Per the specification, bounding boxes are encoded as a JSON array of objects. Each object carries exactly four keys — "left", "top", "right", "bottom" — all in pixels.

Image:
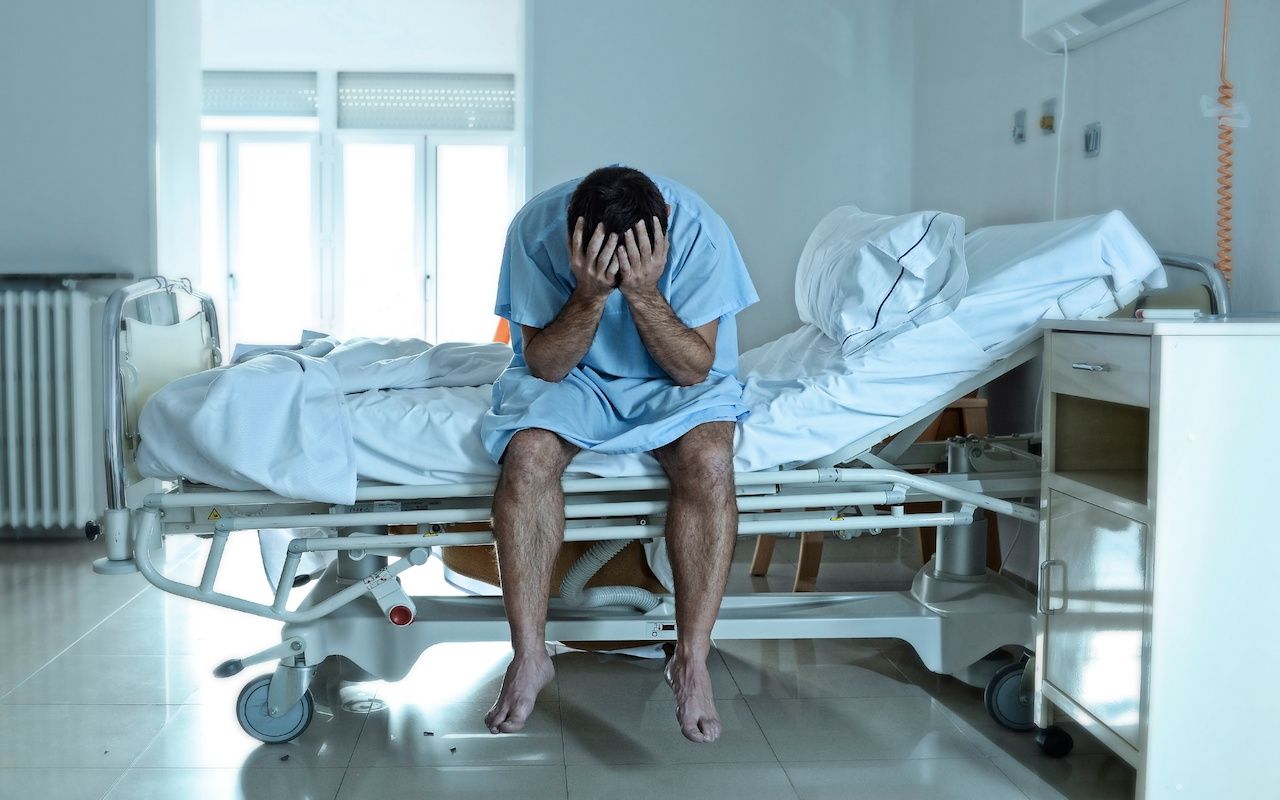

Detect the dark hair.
[{"left": 566, "top": 166, "right": 668, "bottom": 252}]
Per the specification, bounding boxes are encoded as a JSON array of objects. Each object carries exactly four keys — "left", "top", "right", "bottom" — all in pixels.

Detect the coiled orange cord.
[{"left": 1215, "top": 0, "right": 1233, "bottom": 282}]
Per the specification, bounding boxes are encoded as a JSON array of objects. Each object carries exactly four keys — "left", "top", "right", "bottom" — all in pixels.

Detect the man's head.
[{"left": 567, "top": 166, "right": 668, "bottom": 252}]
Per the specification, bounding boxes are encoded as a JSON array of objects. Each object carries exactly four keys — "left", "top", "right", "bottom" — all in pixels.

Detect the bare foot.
[
  {"left": 485, "top": 650, "right": 555, "bottom": 734},
  {"left": 665, "top": 648, "right": 722, "bottom": 743}
]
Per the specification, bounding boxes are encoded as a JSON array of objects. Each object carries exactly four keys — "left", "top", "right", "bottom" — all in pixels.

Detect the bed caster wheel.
[
  {"left": 984, "top": 662, "right": 1035, "bottom": 732},
  {"left": 1036, "top": 725, "right": 1074, "bottom": 758},
  {"left": 84, "top": 520, "right": 101, "bottom": 541},
  {"left": 235, "top": 675, "right": 314, "bottom": 744}
]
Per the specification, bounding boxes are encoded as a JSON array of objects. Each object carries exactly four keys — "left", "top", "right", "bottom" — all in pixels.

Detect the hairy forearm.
[
  {"left": 523, "top": 289, "right": 608, "bottom": 382},
  {"left": 625, "top": 289, "right": 714, "bottom": 386}
]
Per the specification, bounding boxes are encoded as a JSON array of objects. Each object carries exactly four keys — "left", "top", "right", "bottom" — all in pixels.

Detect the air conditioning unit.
[{"left": 1023, "top": 0, "right": 1192, "bottom": 53}]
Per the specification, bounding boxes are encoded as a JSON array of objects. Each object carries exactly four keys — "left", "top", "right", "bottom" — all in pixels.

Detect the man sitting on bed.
[{"left": 479, "top": 166, "right": 758, "bottom": 743}]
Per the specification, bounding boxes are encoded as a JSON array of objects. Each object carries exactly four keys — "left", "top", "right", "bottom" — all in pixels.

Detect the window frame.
[
  {"left": 332, "top": 131, "right": 428, "bottom": 340},
  {"left": 201, "top": 71, "right": 524, "bottom": 347},
  {"left": 223, "top": 131, "right": 325, "bottom": 343},
  {"left": 423, "top": 131, "right": 521, "bottom": 343},
  {"left": 199, "top": 133, "right": 230, "bottom": 346}
]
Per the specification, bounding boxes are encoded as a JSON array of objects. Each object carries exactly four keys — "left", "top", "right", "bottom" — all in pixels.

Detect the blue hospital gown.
[{"left": 480, "top": 174, "right": 759, "bottom": 462}]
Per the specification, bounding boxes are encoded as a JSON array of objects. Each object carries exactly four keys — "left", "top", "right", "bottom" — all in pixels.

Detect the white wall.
[
  {"left": 912, "top": 0, "right": 1280, "bottom": 312},
  {"left": 0, "top": 0, "right": 155, "bottom": 276},
  {"left": 913, "top": 0, "right": 1280, "bottom": 580},
  {"left": 203, "top": 0, "right": 519, "bottom": 72},
  {"left": 155, "top": 0, "right": 204, "bottom": 282},
  {"left": 528, "top": 0, "right": 915, "bottom": 349}
]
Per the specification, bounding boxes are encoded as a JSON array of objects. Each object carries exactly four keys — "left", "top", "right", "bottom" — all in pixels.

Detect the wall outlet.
[
  {"left": 1084, "top": 122, "right": 1102, "bottom": 157},
  {"left": 1013, "top": 109, "right": 1027, "bottom": 143},
  {"left": 1040, "top": 98, "right": 1057, "bottom": 134}
]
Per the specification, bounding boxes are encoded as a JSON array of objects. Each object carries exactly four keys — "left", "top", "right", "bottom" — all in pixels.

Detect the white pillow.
[{"left": 794, "top": 206, "right": 968, "bottom": 356}]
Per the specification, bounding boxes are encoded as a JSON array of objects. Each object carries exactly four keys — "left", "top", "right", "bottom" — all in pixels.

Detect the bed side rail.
[
  {"left": 1154, "top": 253, "right": 1230, "bottom": 314},
  {"left": 131, "top": 467, "right": 1039, "bottom": 624},
  {"left": 95, "top": 277, "right": 221, "bottom": 574}
]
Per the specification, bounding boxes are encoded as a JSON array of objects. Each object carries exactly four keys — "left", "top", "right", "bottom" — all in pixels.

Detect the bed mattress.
[{"left": 137, "top": 211, "right": 1165, "bottom": 503}]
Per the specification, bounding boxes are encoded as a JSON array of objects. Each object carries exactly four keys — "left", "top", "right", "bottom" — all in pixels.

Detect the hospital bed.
[{"left": 88, "top": 214, "right": 1226, "bottom": 748}]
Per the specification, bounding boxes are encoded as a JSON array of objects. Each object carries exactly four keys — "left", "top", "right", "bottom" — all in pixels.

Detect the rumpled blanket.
[{"left": 136, "top": 339, "right": 511, "bottom": 503}]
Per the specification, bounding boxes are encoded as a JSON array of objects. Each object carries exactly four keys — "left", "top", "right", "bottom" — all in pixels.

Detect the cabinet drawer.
[{"left": 1049, "top": 332, "right": 1150, "bottom": 407}]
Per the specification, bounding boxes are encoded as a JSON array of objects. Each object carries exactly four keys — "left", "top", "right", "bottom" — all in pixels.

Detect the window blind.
[
  {"left": 337, "top": 73, "right": 515, "bottom": 130},
  {"left": 202, "top": 72, "right": 319, "bottom": 117}
]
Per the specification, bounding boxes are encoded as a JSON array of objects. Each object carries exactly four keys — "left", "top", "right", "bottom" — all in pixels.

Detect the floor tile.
[
  {"left": 554, "top": 645, "right": 738, "bottom": 702},
  {"left": 0, "top": 590, "right": 143, "bottom": 656},
  {"left": 104, "top": 767, "right": 346, "bottom": 800},
  {"left": 0, "top": 537, "right": 1146, "bottom": 800},
  {"left": 746, "top": 696, "right": 982, "bottom": 762},
  {"left": 350, "top": 699, "right": 563, "bottom": 767},
  {"left": 561, "top": 696, "right": 774, "bottom": 765},
  {"left": 783, "top": 758, "right": 1027, "bottom": 799},
  {"left": 0, "top": 768, "right": 123, "bottom": 800},
  {"left": 0, "top": 647, "right": 59, "bottom": 697},
  {"left": 566, "top": 763, "right": 799, "bottom": 800},
  {"left": 0, "top": 704, "right": 171, "bottom": 768},
  {"left": 2, "top": 653, "right": 205, "bottom": 705},
  {"left": 133, "top": 701, "right": 365, "bottom": 769},
  {"left": 717, "top": 638, "right": 921, "bottom": 699},
  {"left": 882, "top": 645, "right": 1109, "bottom": 759},
  {"left": 991, "top": 752, "right": 1137, "bottom": 800},
  {"left": 373, "top": 641, "right": 560, "bottom": 708},
  {"left": 72, "top": 602, "right": 277, "bottom": 658},
  {"left": 339, "top": 766, "right": 568, "bottom": 799}
]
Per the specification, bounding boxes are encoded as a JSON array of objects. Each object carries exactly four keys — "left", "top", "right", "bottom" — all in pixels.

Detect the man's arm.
[
  {"left": 522, "top": 219, "right": 619, "bottom": 382},
  {"left": 623, "top": 291, "right": 717, "bottom": 386},
  {"left": 617, "top": 218, "right": 717, "bottom": 387}
]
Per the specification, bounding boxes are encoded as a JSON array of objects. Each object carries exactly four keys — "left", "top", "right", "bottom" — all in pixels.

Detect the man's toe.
[{"left": 497, "top": 708, "right": 528, "bottom": 733}]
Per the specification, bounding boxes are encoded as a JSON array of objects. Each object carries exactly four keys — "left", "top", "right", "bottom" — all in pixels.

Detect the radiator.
[{"left": 0, "top": 289, "right": 99, "bottom": 534}]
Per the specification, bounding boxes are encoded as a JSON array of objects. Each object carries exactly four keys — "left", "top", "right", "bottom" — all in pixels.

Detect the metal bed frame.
[{"left": 88, "top": 256, "right": 1227, "bottom": 744}]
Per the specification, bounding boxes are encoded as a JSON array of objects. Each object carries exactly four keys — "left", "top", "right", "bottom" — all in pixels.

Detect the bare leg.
[
  {"left": 485, "top": 428, "right": 578, "bottom": 734},
  {"left": 651, "top": 422, "right": 737, "bottom": 743}
]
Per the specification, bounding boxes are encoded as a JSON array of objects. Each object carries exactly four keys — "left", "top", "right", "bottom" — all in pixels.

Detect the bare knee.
[
  {"left": 498, "top": 429, "right": 575, "bottom": 498},
  {"left": 656, "top": 424, "right": 735, "bottom": 502}
]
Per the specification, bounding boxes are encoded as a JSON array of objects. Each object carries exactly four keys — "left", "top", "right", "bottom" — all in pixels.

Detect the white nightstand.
[{"left": 1036, "top": 316, "right": 1280, "bottom": 799}]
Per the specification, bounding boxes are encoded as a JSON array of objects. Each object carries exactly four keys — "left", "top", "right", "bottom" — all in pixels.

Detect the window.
[
  {"left": 340, "top": 140, "right": 421, "bottom": 339},
  {"left": 200, "top": 71, "right": 521, "bottom": 349},
  {"left": 435, "top": 144, "right": 514, "bottom": 344}
]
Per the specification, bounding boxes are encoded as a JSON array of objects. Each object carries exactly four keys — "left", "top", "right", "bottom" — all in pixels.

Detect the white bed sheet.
[{"left": 138, "top": 211, "right": 1165, "bottom": 501}]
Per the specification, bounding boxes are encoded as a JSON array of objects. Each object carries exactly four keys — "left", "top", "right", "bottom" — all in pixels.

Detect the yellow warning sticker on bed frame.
[{"left": 208, "top": 509, "right": 221, "bottom": 521}]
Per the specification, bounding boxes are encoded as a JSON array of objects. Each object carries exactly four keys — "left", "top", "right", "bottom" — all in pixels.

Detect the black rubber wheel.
[
  {"left": 984, "top": 662, "right": 1035, "bottom": 732},
  {"left": 235, "top": 675, "right": 314, "bottom": 744},
  {"left": 84, "top": 520, "right": 101, "bottom": 541},
  {"left": 1036, "top": 725, "right": 1075, "bottom": 758}
]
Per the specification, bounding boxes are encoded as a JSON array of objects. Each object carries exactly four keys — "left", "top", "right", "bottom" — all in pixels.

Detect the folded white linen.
[
  {"left": 952, "top": 211, "right": 1166, "bottom": 353},
  {"left": 794, "top": 206, "right": 968, "bottom": 356}
]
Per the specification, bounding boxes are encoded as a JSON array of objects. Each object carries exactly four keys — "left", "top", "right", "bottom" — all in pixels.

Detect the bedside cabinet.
[{"left": 1036, "top": 317, "right": 1280, "bottom": 799}]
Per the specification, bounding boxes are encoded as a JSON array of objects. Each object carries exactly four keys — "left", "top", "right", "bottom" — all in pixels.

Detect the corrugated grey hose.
[{"left": 559, "top": 539, "right": 662, "bottom": 612}]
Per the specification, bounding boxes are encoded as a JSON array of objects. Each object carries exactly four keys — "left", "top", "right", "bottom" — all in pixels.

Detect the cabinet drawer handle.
[
  {"left": 1070, "top": 362, "right": 1110, "bottom": 372},
  {"left": 1038, "top": 559, "right": 1066, "bottom": 615}
]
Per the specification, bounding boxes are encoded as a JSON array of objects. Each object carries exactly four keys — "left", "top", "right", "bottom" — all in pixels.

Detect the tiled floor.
[{"left": 0, "top": 535, "right": 1136, "bottom": 799}]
